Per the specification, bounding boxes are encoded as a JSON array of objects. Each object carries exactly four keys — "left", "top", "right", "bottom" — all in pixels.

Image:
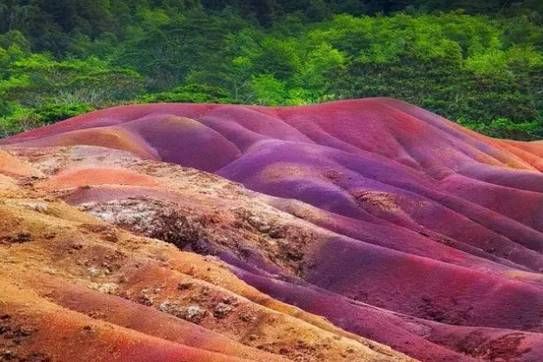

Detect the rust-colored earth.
[{"left": 1, "top": 98, "right": 543, "bottom": 361}]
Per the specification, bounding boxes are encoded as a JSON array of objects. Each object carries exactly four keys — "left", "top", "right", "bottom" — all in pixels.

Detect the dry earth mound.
[
  {"left": 2, "top": 98, "right": 543, "bottom": 361},
  {"left": 0, "top": 147, "right": 407, "bottom": 362}
]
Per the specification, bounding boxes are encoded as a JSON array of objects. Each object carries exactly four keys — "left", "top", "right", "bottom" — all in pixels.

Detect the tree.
[{"left": 250, "top": 74, "right": 287, "bottom": 105}]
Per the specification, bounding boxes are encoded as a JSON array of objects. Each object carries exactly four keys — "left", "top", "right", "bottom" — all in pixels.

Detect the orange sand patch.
[
  {"left": 15, "top": 127, "right": 159, "bottom": 160},
  {"left": 38, "top": 167, "right": 160, "bottom": 189},
  {"left": 502, "top": 140, "right": 543, "bottom": 157},
  {"left": 0, "top": 149, "right": 37, "bottom": 176},
  {"left": 494, "top": 140, "right": 543, "bottom": 171},
  {"left": 0, "top": 280, "right": 246, "bottom": 362}
]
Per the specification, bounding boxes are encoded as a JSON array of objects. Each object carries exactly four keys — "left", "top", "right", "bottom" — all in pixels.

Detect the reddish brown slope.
[
  {"left": 1, "top": 98, "right": 543, "bottom": 361},
  {"left": 0, "top": 147, "right": 409, "bottom": 362}
]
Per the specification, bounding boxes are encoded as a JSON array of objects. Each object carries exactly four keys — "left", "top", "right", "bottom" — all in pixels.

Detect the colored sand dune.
[{"left": 1, "top": 98, "right": 543, "bottom": 361}]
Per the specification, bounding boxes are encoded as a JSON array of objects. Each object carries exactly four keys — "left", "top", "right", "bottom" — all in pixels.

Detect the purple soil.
[{"left": 3, "top": 97, "right": 543, "bottom": 361}]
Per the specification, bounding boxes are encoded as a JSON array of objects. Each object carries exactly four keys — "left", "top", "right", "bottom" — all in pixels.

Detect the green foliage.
[
  {"left": 250, "top": 74, "right": 287, "bottom": 105},
  {"left": 0, "top": 101, "right": 94, "bottom": 137},
  {"left": 457, "top": 118, "right": 543, "bottom": 141},
  {"left": 0, "top": 1, "right": 542, "bottom": 140},
  {"left": 0, "top": 104, "right": 34, "bottom": 137},
  {"left": 138, "top": 84, "right": 234, "bottom": 103},
  {"left": 33, "top": 102, "right": 94, "bottom": 125}
]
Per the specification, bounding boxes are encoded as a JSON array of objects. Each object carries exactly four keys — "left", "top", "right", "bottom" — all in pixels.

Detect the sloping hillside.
[
  {"left": 0, "top": 146, "right": 408, "bottom": 362},
  {"left": 2, "top": 98, "right": 543, "bottom": 361}
]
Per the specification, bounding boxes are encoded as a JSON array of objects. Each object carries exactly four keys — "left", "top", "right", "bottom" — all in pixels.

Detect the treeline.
[{"left": 0, "top": 0, "right": 542, "bottom": 139}]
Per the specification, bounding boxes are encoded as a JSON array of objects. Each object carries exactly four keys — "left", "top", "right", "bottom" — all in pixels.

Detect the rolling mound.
[
  {"left": 0, "top": 147, "right": 406, "bottom": 362},
  {"left": 1, "top": 98, "right": 543, "bottom": 361}
]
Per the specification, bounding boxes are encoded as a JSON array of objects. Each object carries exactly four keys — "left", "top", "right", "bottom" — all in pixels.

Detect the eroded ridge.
[{"left": 2, "top": 98, "right": 543, "bottom": 361}]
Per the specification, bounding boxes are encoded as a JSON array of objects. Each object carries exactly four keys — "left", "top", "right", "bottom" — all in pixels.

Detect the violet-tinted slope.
[{"left": 3, "top": 97, "right": 543, "bottom": 361}]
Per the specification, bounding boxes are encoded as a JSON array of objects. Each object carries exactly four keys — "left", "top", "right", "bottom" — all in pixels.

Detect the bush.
[
  {"left": 0, "top": 101, "right": 94, "bottom": 137},
  {"left": 34, "top": 102, "right": 94, "bottom": 125},
  {"left": 457, "top": 117, "right": 543, "bottom": 141},
  {"left": 139, "top": 84, "right": 235, "bottom": 104},
  {"left": 0, "top": 4, "right": 542, "bottom": 140}
]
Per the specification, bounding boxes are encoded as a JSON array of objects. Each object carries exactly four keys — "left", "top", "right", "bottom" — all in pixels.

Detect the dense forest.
[{"left": 0, "top": 0, "right": 542, "bottom": 139}]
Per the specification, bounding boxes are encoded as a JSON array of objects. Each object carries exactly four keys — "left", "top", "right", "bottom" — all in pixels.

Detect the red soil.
[
  {"left": 2, "top": 97, "right": 543, "bottom": 361},
  {"left": 38, "top": 167, "right": 160, "bottom": 189}
]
